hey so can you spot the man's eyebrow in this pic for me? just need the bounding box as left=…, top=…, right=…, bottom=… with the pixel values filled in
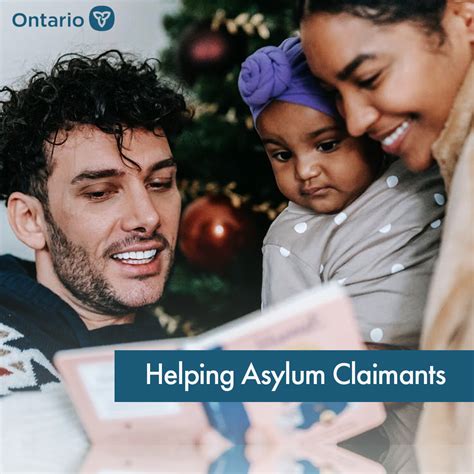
left=70, top=158, right=176, bottom=185
left=71, top=169, right=125, bottom=184
left=336, top=53, right=377, bottom=81
left=147, top=157, right=176, bottom=173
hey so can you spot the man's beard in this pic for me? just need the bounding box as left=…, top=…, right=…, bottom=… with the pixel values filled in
left=45, top=214, right=173, bottom=317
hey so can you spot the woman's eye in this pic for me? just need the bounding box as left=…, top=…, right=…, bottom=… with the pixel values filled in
left=272, top=151, right=292, bottom=162
left=357, top=72, right=381, bottom=89
left=317, top=140, right=341, bottom=153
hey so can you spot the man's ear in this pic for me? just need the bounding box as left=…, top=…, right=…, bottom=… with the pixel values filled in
left=450, top=1, right=474, bottom=41
left=7, top=192, right=48, bottom=250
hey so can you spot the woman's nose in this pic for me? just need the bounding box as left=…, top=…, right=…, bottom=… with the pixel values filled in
left=339, top=93, right=380, bottom=137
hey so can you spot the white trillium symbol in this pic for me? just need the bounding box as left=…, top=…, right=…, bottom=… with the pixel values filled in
left=93, top=11, right=111, bottom=28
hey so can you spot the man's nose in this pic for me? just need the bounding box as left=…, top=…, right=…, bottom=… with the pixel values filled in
left=339, top=93, right=380, bottom=137
left=121, top=188, right=160, bottom=233
left=295, top=154, right=322, bottom=181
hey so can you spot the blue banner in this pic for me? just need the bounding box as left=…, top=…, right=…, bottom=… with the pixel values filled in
left=115, top=350, right=474, bottom=402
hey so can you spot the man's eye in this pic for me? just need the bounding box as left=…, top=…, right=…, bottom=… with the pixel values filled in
left=316, top=140, right=341, bottom=153
left=84, top=190, right=113, bottom=201
left=148, top=180, right=173, bottom=190
left=272, top=151, right=292, bottom=162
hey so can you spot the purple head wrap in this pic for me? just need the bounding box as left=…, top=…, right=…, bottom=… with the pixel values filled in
left=238, top=36, right=339, bottom=124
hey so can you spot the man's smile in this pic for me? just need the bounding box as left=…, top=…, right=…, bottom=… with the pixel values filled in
left=112, top=248, right=159, bottom=265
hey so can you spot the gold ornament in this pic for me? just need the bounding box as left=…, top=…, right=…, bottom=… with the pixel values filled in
left=249, top=13, right=264, bottom=26
left=242, top=23, right=255, bottom=35
left=224, top=107, right=237, bottom=123
left=211, top=9, right=270, bottom=38
left=257, top=24, right=270, bottom=39
left=234, top=13, right=250, bottom=26
left=245, top=116, right=254, bottom=130
left=226, top=19, right=238, bottom=35
left=211, top=9, right=226, bottom=31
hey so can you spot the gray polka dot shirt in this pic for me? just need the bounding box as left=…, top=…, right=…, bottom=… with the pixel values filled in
left=262, top=159, right=445, bottom=349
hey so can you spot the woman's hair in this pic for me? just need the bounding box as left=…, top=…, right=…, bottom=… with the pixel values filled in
left=297, top=0, right=448, bottom=38
left=0, top=50, right=190, bottom=204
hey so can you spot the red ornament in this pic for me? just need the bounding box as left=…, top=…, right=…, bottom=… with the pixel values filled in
left=177, top=21, right=246, bottom=84
left=179, top=195, right=257, bottom=272
left=190, top=33, right=227, bottom=63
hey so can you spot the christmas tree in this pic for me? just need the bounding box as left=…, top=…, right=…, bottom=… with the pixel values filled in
left=156, top=1, right=296, bottom=334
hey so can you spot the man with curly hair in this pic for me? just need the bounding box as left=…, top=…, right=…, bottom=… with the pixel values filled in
left=0, top=51, right=189, bottom=395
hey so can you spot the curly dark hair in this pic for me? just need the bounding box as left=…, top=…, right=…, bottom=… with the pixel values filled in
left=296, top=0, right=447, bottom=39
left=0, top=50, right=190, bottom=204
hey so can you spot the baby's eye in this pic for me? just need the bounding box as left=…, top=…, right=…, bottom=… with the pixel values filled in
left=316, top=140, right=341, bottom=153
left=272, top=151, right=292, bottom=162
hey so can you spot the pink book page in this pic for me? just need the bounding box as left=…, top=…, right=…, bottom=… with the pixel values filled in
left=194, top=284, right=386, bottom=444
left=218, top=293, right=363, bottom=350
left=191, top=284, right=362, bottom=350
left=81, top=440, right=385, bottom=474
left=54, top=339, right=212, bottom=445
left=56, top=284, right=385, bottom=446
left=243, top=401, right=385, bottom=445
left=298, top=443, right=386, bottom=474
left=81, top=444, right=213, bottom=473
left=247, top=443, right=386, bottom=474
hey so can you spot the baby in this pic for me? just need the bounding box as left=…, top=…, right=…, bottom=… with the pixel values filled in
left=238, top=37, right=445, bottom=352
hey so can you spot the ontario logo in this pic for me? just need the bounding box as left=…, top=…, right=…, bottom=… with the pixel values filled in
left=89, top=6, right=115, bottom=31
left=11, top=6, right=115, bottom=31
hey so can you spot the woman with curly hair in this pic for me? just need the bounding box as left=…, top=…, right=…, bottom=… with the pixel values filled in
left=297, top=0, right=473, bottom=470
left=0, top=51, right=189, bottom=395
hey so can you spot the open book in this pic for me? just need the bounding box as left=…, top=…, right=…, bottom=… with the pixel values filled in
left=54, top=283, right=386, bottom=447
